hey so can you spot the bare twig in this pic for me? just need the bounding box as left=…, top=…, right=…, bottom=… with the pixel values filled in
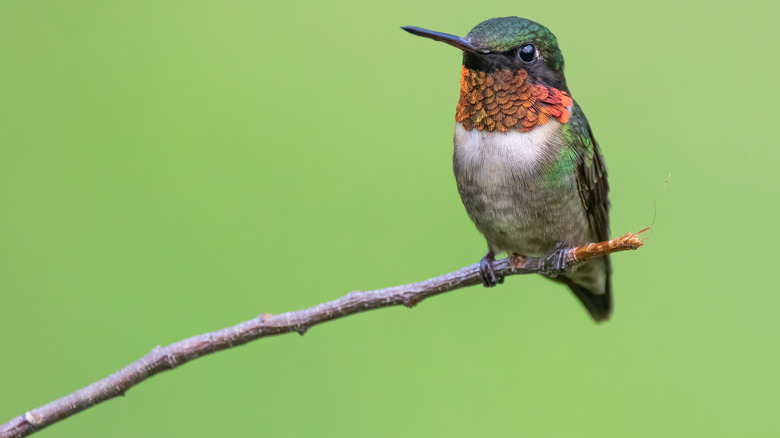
left=0, top=230, right=646, bottom=438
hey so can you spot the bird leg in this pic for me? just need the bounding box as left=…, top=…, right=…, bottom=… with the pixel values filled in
left=479, top=251, right=505, bottom=287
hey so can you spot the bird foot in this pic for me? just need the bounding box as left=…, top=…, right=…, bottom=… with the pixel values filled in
left=544, top=248, right=570, bottom=277
left=479, top=251, right=504, bottom=287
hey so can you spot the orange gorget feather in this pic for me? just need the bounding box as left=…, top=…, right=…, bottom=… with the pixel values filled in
left=456, top=66, right=573, bottom=132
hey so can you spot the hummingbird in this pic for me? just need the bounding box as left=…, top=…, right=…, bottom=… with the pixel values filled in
left=403, top=17, right=612, bottom=321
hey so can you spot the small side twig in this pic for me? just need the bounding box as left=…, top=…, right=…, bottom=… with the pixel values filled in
left=0, top=230, right=646, bottom=438
left=568, top=227, right=648, bottom=264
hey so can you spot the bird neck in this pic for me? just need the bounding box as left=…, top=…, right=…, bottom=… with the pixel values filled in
left=456, top=66, right=572, bottom=133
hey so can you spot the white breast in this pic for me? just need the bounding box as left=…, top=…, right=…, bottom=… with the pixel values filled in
left=452, top=119, right=580, bottom=256
left=453, top=120, right=561, bottom=179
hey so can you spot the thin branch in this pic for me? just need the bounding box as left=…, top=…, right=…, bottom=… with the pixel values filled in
left=0, top=230, right=646, bottom=438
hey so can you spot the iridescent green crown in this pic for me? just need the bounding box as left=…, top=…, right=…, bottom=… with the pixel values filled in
left=466, top=17, right=564, bottom=71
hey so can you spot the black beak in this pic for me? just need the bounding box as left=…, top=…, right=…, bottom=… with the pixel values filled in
left=401, top=26, right=486, bottom=54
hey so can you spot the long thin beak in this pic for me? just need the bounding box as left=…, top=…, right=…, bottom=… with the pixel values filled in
left=401, top=26, right=486, bottom=54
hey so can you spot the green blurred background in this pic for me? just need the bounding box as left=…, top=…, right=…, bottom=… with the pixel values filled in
left=1, top=0, right=778, bottom=436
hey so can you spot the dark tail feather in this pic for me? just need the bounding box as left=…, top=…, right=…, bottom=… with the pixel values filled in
left=551, top=256, right=612, bottom=322
left=562, top=277, right=612, bottom=322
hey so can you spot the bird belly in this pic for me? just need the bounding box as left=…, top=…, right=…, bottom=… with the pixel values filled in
left=453, top=122, right=590, bottom=257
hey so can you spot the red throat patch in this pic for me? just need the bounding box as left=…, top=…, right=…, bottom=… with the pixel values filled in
left=456, top=66, right=573, bottom=132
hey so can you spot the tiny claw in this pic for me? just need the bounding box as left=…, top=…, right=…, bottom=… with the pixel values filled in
left=479, top=251, right=504, bottom=287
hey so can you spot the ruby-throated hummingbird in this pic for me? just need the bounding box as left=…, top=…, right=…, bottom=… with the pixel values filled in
left=403, top=17, right=612, bottom=321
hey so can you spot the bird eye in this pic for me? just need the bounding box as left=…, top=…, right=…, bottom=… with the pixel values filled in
left=518, top=44, right=536, bottom=62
